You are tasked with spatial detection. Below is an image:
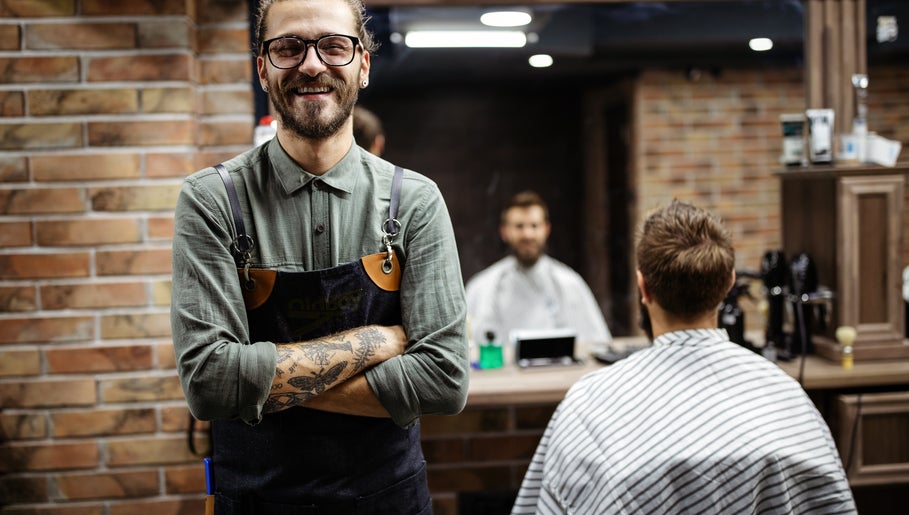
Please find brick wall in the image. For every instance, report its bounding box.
[0,0,251,513]
[634,65,909,333]
[2,2,909,514]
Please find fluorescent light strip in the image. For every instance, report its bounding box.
[481,11,532,28]
[404,30,527,48]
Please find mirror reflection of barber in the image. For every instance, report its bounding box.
[465,191,612,346]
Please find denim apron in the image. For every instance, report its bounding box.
[210,164,431,514]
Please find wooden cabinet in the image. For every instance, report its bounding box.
[780,165,909,360]
[837,392,909,485]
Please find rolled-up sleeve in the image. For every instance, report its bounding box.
[365,180,470,427]
[170,173,277,425]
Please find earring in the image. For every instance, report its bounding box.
[262,85,268,93]
[361,80,368,88]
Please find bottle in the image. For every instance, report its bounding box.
[254,115,276,147]
[479,331,503,370]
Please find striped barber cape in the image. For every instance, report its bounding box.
[511,328,857,515]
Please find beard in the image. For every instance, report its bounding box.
[268,73,359,140]
[512,241,546,268]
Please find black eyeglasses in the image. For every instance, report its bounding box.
[262,34,361,68]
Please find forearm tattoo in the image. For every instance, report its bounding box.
[264,327,389,413]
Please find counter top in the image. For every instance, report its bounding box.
[466,337,909,407]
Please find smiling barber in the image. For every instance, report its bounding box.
[169,0,469,513]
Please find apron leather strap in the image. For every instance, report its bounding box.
[385,166,403,234]
[215,163,254,265]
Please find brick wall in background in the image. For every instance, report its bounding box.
[0,0,251,513]
[634,65,909,333]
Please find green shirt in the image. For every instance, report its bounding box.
[170,139,469,427]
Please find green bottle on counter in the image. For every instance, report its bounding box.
[479,331,503,370]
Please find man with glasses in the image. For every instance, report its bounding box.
[170,0,468,513]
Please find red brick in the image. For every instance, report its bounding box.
[148,216,174,239]
[0,285,37,311]
[0,504,105,515]
[195,0,246,24]
[32,153,141,182]
[90,184,181,211]
[108,498,203,515]
[164,463,204,494]
[0,378,96,408]
[0,187,84,214]
[88,120,194,147]
[161,405,194,432]
[1,90,25,115]
[100,312,171,340]
[40,281,147,310]
[0,154,27,181]
[105,434,197,466]
[197,27,248,54]
[52,408,156,438]
[82,0,191,16]
[56,469,158,500]
[0,475,49,504]
[0,0,75,17]
[26,23,136,50]
[198,58,250,85]
[156,341,177,369]
[0,56,79,83]
[0,24,20,49]
[46,344,154,374]
[96,248,172,275]
[36,218,141,246]
[87,54,192,82]
[199,120,251,146]
[141,87,193,113]
[146,152,194,178]
[151,280,172,306]
[0,412,48,440]
[200,89,251,115]
[0,315,93,344]
[0,221,33,247]
[0,348,40,376]
[100,374,183,403]
[138,20,191,49]
[0,253,91,280]
[0,440,98,472]
[0,121,82,150]
[29,88,138,116]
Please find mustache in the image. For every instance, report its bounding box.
[284,74,345,91]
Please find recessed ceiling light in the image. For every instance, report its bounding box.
[528,54,553,68]
[480,10,532,28]
[404,30,527,48]
[749,37,773,51]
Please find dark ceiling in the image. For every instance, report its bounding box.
[363,0,909,89]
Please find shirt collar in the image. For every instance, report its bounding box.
[652,328,729,348]
[266,138,362,195]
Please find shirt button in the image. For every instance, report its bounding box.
[315,224,325,233]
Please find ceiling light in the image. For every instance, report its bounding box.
[404,30,527,48]
[480,10,532,28]
[749,37,773,52]
[528,54,553,68]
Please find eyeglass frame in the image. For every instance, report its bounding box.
[261,34,362,69]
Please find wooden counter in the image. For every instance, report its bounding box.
[466,337,909,407]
